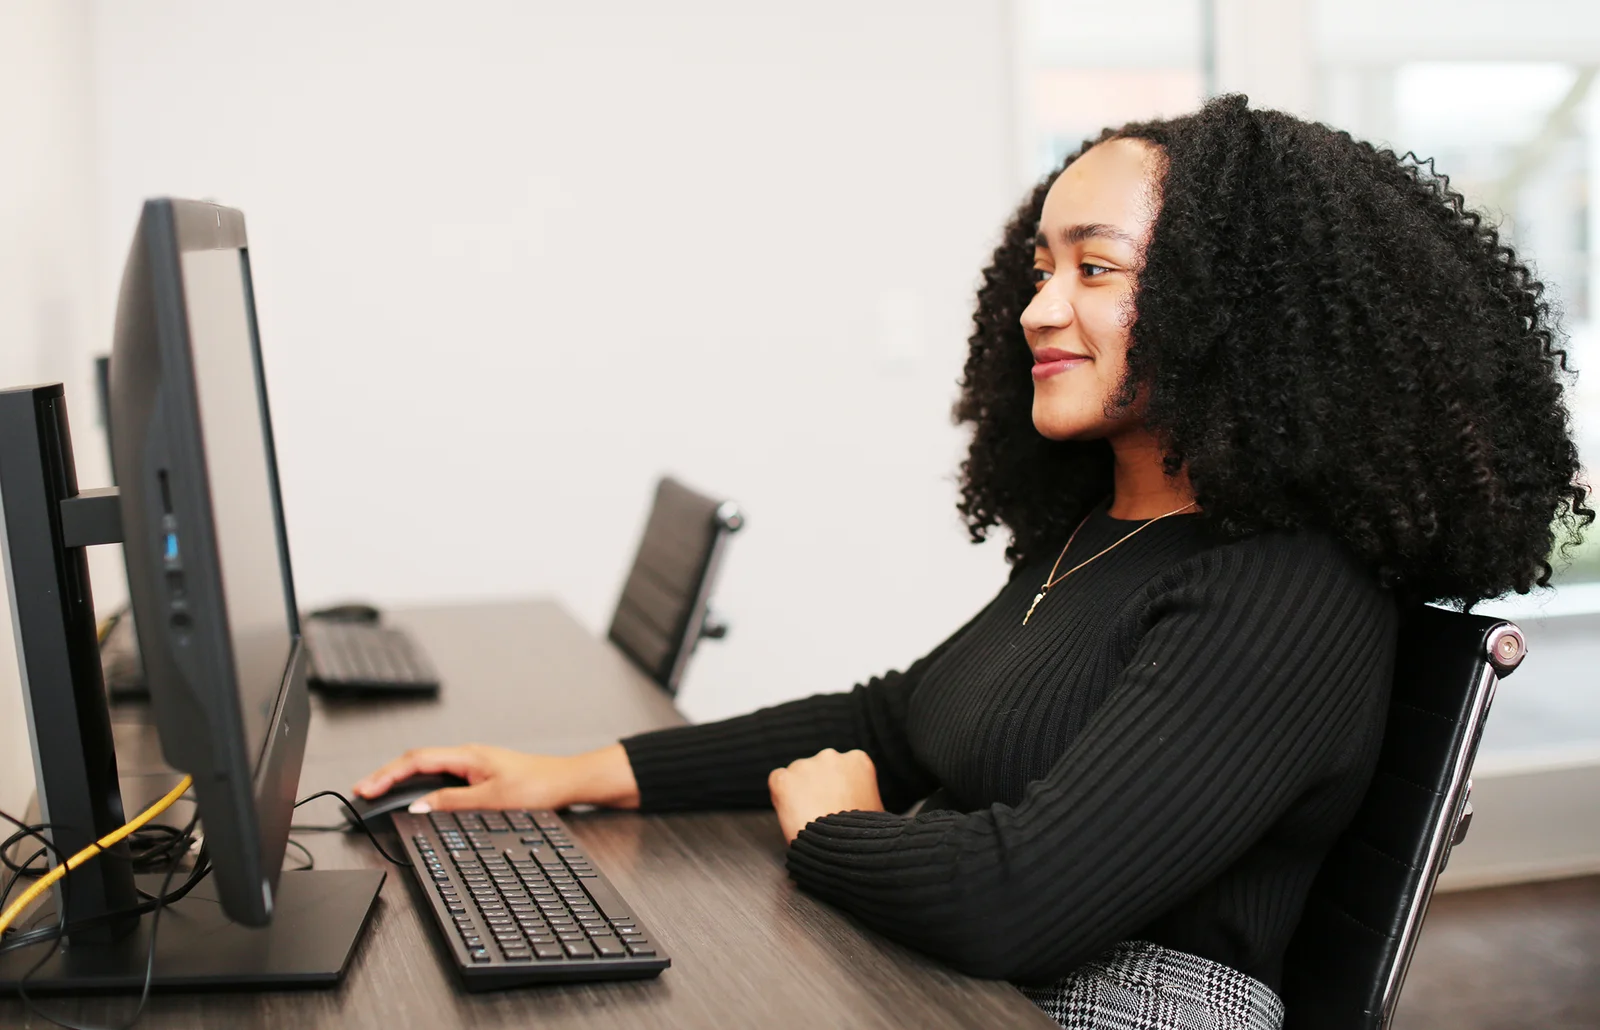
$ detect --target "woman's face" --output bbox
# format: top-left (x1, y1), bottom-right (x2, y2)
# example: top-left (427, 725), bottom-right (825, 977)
top-left (1022, 137), bottom-right (1163, 441)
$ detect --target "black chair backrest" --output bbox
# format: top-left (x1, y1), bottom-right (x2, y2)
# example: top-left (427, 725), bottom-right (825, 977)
top-left (1282, 604), bottom-right (1526, 1029)
top-left (607, 476), bottom-right (743, 696)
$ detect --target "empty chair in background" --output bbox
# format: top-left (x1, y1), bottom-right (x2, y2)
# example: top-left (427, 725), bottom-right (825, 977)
top-left (607, 476), bottom-right (743, 696)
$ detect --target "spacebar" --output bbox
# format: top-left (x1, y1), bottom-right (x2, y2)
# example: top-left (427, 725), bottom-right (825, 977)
top-left (578, 875), bottom-right (631, 921)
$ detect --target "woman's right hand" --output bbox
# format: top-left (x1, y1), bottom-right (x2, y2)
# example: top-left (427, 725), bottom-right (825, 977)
top-left (351, 742), bottom-right (641, 813)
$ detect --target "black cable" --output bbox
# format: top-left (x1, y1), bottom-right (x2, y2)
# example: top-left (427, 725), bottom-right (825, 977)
top-left (3, 824), bottom-right (196, 879)
top-left (2, 789), bottom-right (388, 952)
top-left (0, 816), bottom-right (204, 920)
top-left (127, 825), bottom-right (194, 871)
top-left (0, 850), bottom-right (211, 958)
top-left (15, 814), bottom-right (202, 1030)
top-left (284, 838), bottom-right (314, 872)
top-left (0, 789), bottom-right (398, 1030)
top-left (291, 790), bottom-right (409, 867)
top-left (0, 809), bottom-right (73, 944)
top-left (1, 831), bottom-right (52, 876)
top-left (1, 846), bottom-right (47, 914)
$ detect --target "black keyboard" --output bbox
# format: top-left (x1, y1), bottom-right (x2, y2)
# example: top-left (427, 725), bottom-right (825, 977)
top-left (392, 808), bottom-right (669, 989)
top-left (304, 620), bottom-right (440, 696)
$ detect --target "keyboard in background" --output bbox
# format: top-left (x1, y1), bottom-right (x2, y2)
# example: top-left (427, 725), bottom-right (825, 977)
top-left (392, 808), bottom-right (668, 988)
top-left (303, 619), bottom-right (440, 697)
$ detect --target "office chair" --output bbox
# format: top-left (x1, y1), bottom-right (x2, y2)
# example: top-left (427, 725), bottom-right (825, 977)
top-left (1280, 604), bottom-right (1527, 1030)
top-left (607, 476), bottom-right (744, 696)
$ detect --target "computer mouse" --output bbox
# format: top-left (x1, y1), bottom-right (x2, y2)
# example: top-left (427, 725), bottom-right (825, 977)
top-left (344, 772), bottom-right (468, 828)
top-left (309, 602), bottom-right (382, 624)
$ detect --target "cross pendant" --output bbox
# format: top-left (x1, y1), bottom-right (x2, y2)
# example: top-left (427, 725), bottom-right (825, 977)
top-left (1023, 589), bottom-right (1047, 626)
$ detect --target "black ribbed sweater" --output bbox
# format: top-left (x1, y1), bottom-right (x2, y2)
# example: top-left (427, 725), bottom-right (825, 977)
top-left (620, 501), bottom-right (1400, 990)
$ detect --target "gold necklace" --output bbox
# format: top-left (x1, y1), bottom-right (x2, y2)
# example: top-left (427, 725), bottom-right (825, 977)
top-left (1022, 498), bottom-right (1199, 625)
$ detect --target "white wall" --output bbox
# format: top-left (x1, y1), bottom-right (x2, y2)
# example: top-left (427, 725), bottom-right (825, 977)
top-left (0, 0), bottom-right (101, 815)
top-left (89, 1), bottom-right (1020, 725)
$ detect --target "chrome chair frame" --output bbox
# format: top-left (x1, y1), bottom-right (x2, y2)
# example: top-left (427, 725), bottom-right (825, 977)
top-left (1283, 607), bottom-right (1526, 1030)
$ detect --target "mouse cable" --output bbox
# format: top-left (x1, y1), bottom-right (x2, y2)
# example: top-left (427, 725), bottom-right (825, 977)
top-left (0, 775), bottom-right (193, 937)
top-left (292, 790), bottom-right (409, 867)
top-left (284, 838), bottom-right (314, 872)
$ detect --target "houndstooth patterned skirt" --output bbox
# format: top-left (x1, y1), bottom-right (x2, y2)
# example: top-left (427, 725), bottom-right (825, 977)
top-left (1018, 940), bottom-right (1285, 1030)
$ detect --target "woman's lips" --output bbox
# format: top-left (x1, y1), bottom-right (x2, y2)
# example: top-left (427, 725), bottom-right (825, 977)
top-left (1031, 348), bottom-right (1089, 381)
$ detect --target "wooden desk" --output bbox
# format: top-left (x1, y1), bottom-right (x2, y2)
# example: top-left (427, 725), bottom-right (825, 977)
top-left (4, 600), bottom-right (1052, 1029)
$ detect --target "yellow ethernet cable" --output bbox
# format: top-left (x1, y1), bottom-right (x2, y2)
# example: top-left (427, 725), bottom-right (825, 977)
top-left (0, 774), bottom-right (194, 936)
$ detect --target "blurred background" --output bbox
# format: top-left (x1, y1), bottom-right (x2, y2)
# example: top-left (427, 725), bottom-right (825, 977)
top-left (0, 1), bottom-right (1595, 1022)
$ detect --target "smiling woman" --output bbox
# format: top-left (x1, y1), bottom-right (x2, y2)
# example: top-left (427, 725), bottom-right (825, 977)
top-left (357, 96), bottom-right (1592, 1030)
top-left (1019, 138), bottom-right (1173, 481)
top-left (958, 96), bottom-right (1591, 608)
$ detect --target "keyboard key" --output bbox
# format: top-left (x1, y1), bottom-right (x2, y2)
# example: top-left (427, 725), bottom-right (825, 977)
top-left (626, 939), bottom-right (656, 956)
top-left (562, 939), bottom-right (594, 959)
top-left (578, 877), bottom-right (631, 920)
top-left (534, 942), bottom-right (565, 960)
top-left (590, 935), bottom-right (628, 958)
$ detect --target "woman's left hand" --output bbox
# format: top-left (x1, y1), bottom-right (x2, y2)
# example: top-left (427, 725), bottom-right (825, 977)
top-left (768, 748), bottom-right (886, 844)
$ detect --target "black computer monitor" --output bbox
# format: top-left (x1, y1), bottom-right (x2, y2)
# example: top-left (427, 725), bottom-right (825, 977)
top-left (0, 198), bottom-right (379, 994)
top-left (109, 198), bottom-right (307, 927)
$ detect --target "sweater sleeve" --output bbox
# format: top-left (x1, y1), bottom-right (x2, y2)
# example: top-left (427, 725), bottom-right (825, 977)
top-left (784, 534), bottom-right (1398, 983)
top-left (620, 602), bottom-right (993, 813)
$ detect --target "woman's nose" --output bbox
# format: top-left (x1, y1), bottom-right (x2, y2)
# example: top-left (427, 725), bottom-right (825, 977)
top-left (1020, 280), bottom-right (1074, 335)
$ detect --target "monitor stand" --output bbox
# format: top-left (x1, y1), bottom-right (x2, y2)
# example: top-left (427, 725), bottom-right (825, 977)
top-left (0, 869), bottom-right (384, 992)
top-left (0, 384), bottom-right (382, 993)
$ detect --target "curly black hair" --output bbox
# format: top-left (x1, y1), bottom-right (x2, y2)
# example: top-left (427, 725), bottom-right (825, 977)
top-left (954, 95), bottom-right (1593, 609)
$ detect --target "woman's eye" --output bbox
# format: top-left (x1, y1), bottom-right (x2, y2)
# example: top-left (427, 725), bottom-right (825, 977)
top-left (1081, 262), bottom-right (1112, 278)
top-left (1031, 267), bottom-right (1054, 287)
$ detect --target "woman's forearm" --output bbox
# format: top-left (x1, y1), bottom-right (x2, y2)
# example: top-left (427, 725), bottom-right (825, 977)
top-left (581, 742), bottom-right (641, 809)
